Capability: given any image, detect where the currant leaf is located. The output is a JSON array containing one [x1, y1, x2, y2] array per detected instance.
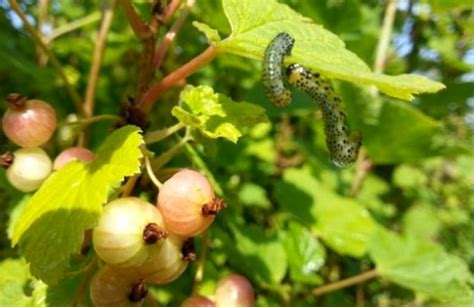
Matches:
[[196, 0, 445, 100], [369, 228, 473, 306]]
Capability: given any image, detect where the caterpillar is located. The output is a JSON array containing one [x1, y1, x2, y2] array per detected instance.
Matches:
[[286, 63, 361, 168], [262, 32, 295, 107]]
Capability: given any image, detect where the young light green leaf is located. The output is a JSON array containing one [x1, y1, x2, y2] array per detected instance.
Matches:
[[212, 0, 444, 100], [369, 228, 473, 306], [275, 168, 377, 257], [193, 21, 221, 43], [283, 222, 325, 285], [11, 125, 143, 284], [172, 85, 268, 143]]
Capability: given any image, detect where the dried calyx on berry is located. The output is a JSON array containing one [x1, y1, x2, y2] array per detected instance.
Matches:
[[0, 151, 14, 168]]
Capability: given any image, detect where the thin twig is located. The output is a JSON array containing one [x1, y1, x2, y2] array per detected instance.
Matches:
[[121, 174, 140, 197], [356, 284, 364, 307], [152, 136, 191, 170], [135, 4, 162, 102], [145, 155, 163, 189], [192, 230, 209, 295], [38, 0, 48, 34], [119, 0, 151, 40], [45, 12, 101, 43], [350, 0, 398, 196], [162, 0, 183, 23], [8, 0, 84, 116], [312, 269, 378, 296], [144, 122, 186, 144], [373, 0, 399, 75], [154, 0, 195, 68], [349, 149, 373, 197], [140, 45, 219, 111], [83, 0, 117, 117], [37, 0, 48, 65]]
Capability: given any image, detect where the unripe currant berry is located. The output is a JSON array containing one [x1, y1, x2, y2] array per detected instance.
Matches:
[[157, 169, 225, 237], [93, 197, 168, 268], [215, 274, 255, 307], [181, 295, 215, 307], [4, 147, 52, 192], [53, 147, 96, 170], [2, 93, 57, 147], [57, 113, 79, 147], [90, 265, 148, 307], [139, 236, 195, 285]]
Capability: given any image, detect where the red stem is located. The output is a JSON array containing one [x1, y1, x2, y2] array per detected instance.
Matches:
[[119, 0, 151, 40], [140, 45, 218, 111], [162, 0, 183, 23], [154, 0, 195, 68]]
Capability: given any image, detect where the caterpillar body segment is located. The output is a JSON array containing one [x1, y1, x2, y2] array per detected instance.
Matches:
[[262, 32, 295, 107], [286, 63, 361, 167]]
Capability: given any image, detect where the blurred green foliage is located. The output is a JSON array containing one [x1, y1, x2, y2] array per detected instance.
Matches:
[[0, 0, 472, 306]]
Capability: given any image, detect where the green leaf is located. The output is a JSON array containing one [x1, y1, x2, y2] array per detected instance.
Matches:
[[369, 228, 473, 306], [193, 21, 222, 43], [275, 168, 377, 257], [403, 204, 441, 241], [393, 165, 428, 189], [274, 168, 319, 225], [215, 0, 444, 100], [12, 126, 144, 284], [429, 0, 472, 12], [238, 182, 271, 209], [341, 85, 469, 163], [283, 222, 325, 285], [172, 85, 268, 143], [45, 273, 87, 306], [315, 192, 377, 258], [230, 224, 287, 285], [0, 258, 33, 306]]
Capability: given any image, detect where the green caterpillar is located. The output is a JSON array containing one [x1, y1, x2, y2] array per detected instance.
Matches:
[[262, 32, 295, 107], [286, 63, 361, 167]]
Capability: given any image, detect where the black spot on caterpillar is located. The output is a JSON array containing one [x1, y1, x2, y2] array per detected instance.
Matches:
[[286, 63, 362, 168], [262, 32, 295, 107]]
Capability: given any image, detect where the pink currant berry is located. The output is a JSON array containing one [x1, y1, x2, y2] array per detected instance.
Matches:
[[2, 93, 56, 147], [157, 169, 225, 237], [53, 147, 96, 170], [90, 265, 148, 307], [181, 295, 215, 307], [215, 274, 255, 307], [93, 197, 168, 268], [136, 236, 195, 285]]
